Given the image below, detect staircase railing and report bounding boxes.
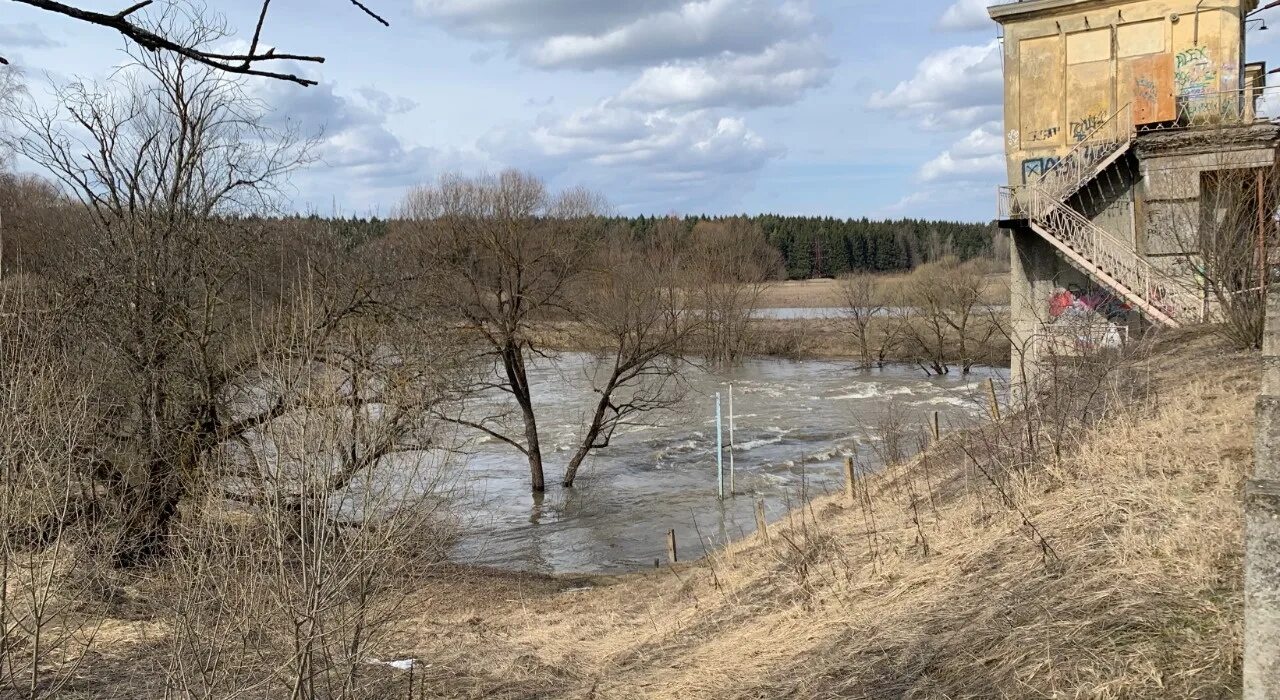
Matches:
[1012,185,1204,326]
[1036,102,1134,202]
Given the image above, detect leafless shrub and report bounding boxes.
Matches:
[0,285,105,699]
[897,257,998,375]
[686,218,782,365]
[1165,154,1280,349]
[837,273,885,369]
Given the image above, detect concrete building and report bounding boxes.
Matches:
[990,0,1279,374]
[991,1,1280,695]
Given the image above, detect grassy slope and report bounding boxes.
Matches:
[388,331,1256,699]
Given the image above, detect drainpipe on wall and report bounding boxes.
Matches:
[1247,276,1280,699]
[1195,0,1205,46]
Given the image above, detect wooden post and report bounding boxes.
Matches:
[755,499,769,544]
[930,411,940,442]
[666,529,678,564]
[843,456,857,505]
[987,378,1001,422]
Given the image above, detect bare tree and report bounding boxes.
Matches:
[400,171,603,493]
[687,218,781,365]
[5,0,389,85]
[158,290,462,698]
[838,273,886,369]
[898,257,996,375]
[1165,156,1279,349]
[3,8,428,567]
[559,225,696,487]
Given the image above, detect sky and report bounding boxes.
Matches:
[3,0,1280,222]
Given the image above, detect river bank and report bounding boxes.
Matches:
[64,328,1256,698]
[376,328,1252,698]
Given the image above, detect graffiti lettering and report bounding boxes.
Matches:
[1025,125,1060,143]
[1135,76,1158,103]
[1175,46,1216,98]
[1070,114,1106,142]
[1021,156,1060,183]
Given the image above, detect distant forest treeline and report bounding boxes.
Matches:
[615,215,1005,279]
[254,213,1005,281]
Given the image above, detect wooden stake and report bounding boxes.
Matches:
[986,378,1001,422]
[666,529,678,564]
[843,456,857,505]
[755,499,769,544]
[930,411,940,442]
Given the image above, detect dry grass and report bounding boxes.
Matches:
[21,331,1256,699]
[374,331,1254,699]
[756,273,1009,309]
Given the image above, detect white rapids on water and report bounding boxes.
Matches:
[433,353,1006,574]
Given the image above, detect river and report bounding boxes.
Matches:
[440,354,1007,575]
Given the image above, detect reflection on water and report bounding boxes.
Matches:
[446,354,1007,574]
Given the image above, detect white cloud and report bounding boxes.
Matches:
[937,0,998,32]
[484,102,782,210]
[251,78,488,209]
[617,39,834,109]
[868,40,1002,130]
[0,23,61,49]
[418,0,813,69]
[917,122,1003,183]
[415,0,683,40]
[417,0,832,111]
[525,0,815,69]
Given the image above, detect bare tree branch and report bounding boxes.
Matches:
[11,0,391,86]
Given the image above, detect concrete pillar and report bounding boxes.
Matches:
[1009,225,1059,393]
[1247,281,1280,698]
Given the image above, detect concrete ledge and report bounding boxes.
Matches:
[1246,478,1280,699]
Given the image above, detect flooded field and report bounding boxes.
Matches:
[446,354,1007,574]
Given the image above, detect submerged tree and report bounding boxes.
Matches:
[400,174,713,492]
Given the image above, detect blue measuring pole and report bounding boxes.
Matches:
[716,392,724,499]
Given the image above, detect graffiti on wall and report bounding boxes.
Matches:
[1049,284,1131,321]
[1007,129,1020,150]
[1024,125,1060,144]
[1175,46,1217,98]
[1070,113,1106,142]
[1021,156,1060,183]
[1135,76,1158,104]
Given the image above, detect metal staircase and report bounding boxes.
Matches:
[999,103,1202,328]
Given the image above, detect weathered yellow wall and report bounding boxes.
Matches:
[996,0,1253,186]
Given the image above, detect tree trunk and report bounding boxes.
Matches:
[562,373,621,488]
[111,459,183,568]
[502,344,545,492]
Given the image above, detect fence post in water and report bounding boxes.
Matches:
[931,411,941,443]
[667,529,678,564]
[986,378,1002,422]
[728,384,736,496]
[755,499,769,544]
[716,392,725,499]
[843,456,857,505]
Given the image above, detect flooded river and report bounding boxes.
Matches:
[446,354,1006,574]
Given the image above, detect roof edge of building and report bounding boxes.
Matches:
[989,0,1257,24]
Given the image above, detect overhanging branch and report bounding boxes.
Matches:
[12,0,391,86]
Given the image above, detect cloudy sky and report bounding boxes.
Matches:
[3,0,1280,221]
